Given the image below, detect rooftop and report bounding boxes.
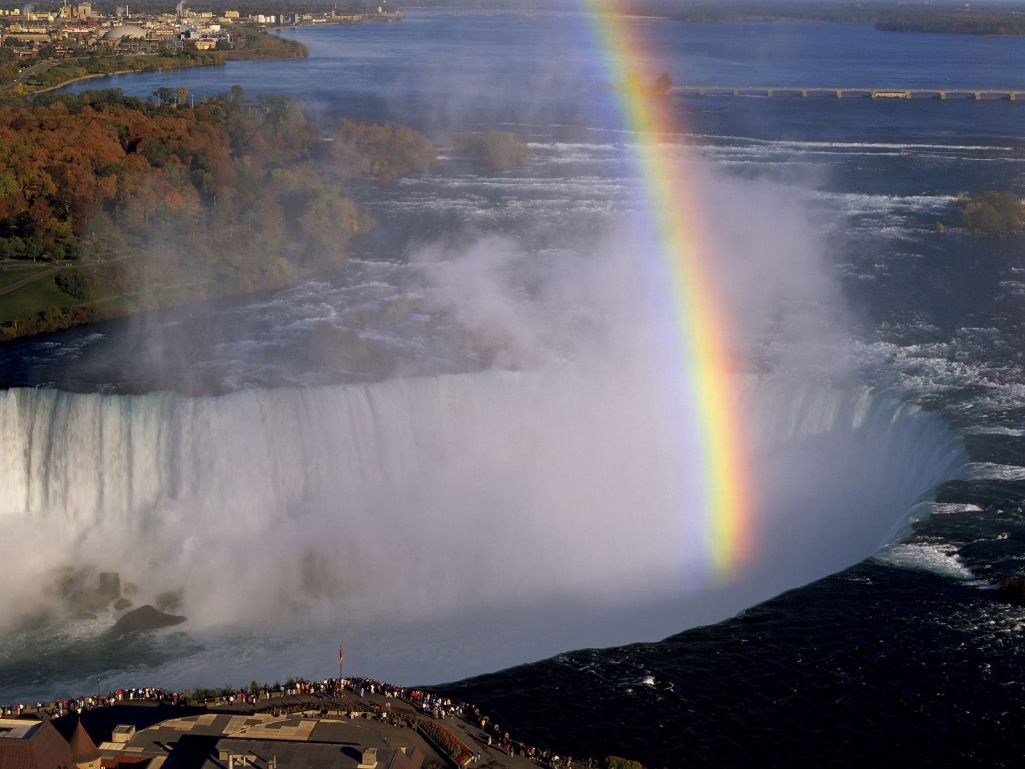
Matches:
[102,24,147,39]
[0,720,74,769]
[0,722,42,741]
[102,713,435,769]
[70,721,100,765]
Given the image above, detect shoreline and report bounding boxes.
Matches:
[264,12,403,30]
[21,32,308,97]
[0,260,329,344]
[30,62,223,95]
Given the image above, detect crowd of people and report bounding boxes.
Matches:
[1,675,600,769]
[1,687,187,718]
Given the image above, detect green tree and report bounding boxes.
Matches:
[456,130,530,172]
[961,191,1025,233]
[153,86,176,105]
[299,188,363,266]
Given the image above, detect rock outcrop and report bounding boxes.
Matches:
[110,605,186,636]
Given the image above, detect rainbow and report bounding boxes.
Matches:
[582,2,751,576]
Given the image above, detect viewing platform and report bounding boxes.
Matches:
[671,85,1025,101]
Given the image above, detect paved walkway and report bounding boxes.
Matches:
[357,693,545,769]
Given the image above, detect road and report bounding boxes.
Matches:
[5,58,57,90]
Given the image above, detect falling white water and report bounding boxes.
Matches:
[0,370,965,647]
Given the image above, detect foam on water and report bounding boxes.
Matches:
[962,463,1025,482]
[930,502,986,516]
[874,543,976,581]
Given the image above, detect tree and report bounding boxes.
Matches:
[333,120,436,182]
[961,191,1025,233]
[456,130,529,172]
[299,188,363,266]
[153,87,176,106]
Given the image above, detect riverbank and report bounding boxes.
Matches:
[265,10,403,29]
[29,63,215,96]
[11,29,307,96]
[0,259,298,342]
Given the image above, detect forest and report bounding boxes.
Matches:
[0,87,437,339]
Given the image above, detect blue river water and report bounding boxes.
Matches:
[1,13,1024,766]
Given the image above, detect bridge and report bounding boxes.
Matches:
[670,85,1025,101]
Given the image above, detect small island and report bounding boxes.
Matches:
[959,191,1025,233]
[456,129,530,172]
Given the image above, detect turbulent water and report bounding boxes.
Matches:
[2,12,1025,766]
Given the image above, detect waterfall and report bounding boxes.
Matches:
[0,370,966,635]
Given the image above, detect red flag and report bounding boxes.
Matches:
[339,647,344,666]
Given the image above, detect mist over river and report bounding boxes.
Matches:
[3,13,1025,764]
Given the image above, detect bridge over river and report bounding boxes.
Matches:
[671,85,1025,101]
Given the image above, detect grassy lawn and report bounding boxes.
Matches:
[0,273,70,323]
[86,294,135,314]
[0,265,53,291]
[0,260,217,328]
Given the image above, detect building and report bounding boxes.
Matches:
[94,713,434,769]
[69,722,100,769]
[0,719,74,769]
[59,3,96,21]
[100,24,150,49]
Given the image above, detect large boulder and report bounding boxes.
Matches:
[155,589,184,612]
[110,604,186,636]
